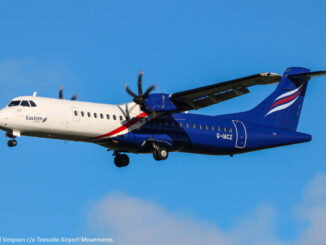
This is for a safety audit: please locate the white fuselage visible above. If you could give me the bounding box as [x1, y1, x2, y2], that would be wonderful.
[0, 96, 145, 142]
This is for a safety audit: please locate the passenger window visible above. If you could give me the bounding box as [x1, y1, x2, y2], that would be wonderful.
[223, 127, 226, 132]
[217, 126, 220, 131]
[113, 115, 116, 120]
[205, 125, 208, 130]
[119, 115, 123, 121]
[100, 113, 103, 119]
[198, 124, 202, 130]
[107, 114, 110, 119]
[94, 113, 97, 118]
[29, 100, 37, 107]
[229, 128, 232, 133]
[20, 100, 30, 107]
[192, 123, 196, 129]
[8, 101, 21, 107]
[179, 122, 182, 128]
[186, 123, 189, 128]
[87, 112, 91, 117]
[74, 111, 78, 116]
[81, 111, 84, 117]
[211, 125, 214, 131]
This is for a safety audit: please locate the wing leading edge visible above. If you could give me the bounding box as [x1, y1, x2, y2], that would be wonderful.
[169, 72, 282, 111]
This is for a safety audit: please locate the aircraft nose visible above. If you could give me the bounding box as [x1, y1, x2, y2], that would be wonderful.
[0, 111, 9, 128]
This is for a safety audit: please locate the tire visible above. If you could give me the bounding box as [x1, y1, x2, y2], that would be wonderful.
[120, 154, 130, 166]
[153, 150, 160, 161]
[8, 140, 17, 147]
[153, 147, 169, 161]
[114, 154, 129, 168]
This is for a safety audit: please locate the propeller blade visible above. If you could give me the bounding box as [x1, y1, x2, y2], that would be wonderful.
[143, 84, 157, 98]
[59, 86, 64, 99]
[117, 105, 128, 120]
[125, 104, 130, 120]
[70, 94, 78, 100]
[138, 70, 143, 96]
[125, 84, 138, 98]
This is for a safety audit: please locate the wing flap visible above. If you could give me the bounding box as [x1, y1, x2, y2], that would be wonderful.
[177, 87, 250, 110]
[170, 72, 281, 111]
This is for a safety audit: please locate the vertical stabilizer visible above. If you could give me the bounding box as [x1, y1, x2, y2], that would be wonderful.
[240, 67, 310, 131]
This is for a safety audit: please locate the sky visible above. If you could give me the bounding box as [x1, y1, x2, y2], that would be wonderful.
[0, 0, 325, 244]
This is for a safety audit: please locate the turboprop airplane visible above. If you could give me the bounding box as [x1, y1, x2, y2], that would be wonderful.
[0, 67, 324, 167]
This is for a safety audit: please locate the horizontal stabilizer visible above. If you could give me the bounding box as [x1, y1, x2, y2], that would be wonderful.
[287, 70, 326, 79]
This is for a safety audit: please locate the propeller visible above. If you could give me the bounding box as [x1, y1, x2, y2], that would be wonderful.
[59, 86, 79, 100]
[125, 71, 156, 110]
[117, 103, 138, 121]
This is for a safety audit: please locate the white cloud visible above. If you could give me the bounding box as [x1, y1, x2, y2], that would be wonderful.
[294, 174, 326, 245]
[88, 174, 326, 245]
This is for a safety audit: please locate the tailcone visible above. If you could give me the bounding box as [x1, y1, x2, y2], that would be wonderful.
[244, 123, 312, 152]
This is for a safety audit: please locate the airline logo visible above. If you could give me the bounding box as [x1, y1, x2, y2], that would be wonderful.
[265, 84, 303, 117]
[26, 115, 48, 123]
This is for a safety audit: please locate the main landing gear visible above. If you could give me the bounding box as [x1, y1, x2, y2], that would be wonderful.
[153, 146, 169, 161]
[112, 145, 169, 168]
[113, 152, 130, 168]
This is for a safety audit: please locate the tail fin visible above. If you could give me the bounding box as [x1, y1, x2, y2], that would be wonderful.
[242, 67, 312, 131]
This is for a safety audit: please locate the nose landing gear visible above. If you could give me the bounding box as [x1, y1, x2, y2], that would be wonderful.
[113, 152, 130, 168]
[6, 131, 19, 148]
[8, 139, 17, 147]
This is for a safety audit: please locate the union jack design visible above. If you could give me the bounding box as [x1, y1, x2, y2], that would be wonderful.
[265, 84, 304, 117]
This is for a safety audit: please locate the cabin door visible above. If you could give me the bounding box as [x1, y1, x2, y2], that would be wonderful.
[232, 120, 247, 149]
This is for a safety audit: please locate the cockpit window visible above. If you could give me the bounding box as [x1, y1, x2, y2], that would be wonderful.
[20, 100, 30, 107]
[29, 100, 37, 107]
[8, 100, 21, 107]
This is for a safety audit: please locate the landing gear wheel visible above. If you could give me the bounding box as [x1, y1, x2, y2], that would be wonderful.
[114, 154, 130, 168]
[153, 147, 169, 161]
[8, 139, 17, 147]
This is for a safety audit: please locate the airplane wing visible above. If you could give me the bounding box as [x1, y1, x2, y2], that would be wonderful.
[169, 72, 282, 111]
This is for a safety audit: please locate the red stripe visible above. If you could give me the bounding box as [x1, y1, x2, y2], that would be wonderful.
[91, 112, 147, 140]
[270, 89, 302, 109]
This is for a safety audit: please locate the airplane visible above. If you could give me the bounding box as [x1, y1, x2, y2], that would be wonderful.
[0, 67, 324, 168]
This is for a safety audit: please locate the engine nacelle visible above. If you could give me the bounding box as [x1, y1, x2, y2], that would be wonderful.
[144, 93, 178, 112]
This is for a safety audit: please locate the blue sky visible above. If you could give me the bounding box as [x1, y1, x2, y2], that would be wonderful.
[0, 0, 326, 244]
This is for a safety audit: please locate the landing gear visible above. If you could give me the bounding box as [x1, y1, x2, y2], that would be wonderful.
[8, 139, 17, 147]
[114, 153, 130, 168]
[6, 131, 19, 148]
[153, 147, 169, 161]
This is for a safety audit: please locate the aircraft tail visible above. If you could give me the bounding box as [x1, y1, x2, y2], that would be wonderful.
[236, 67, 325, 131]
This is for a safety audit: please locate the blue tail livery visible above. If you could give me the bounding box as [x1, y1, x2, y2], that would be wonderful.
[1, 67, 325, 167]
[232, 67, 311, 131]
